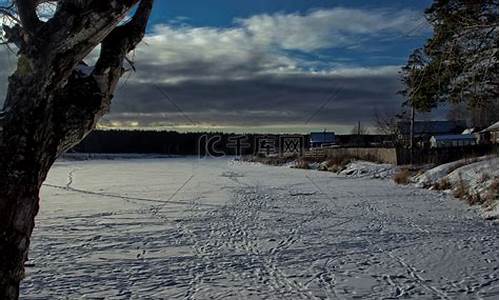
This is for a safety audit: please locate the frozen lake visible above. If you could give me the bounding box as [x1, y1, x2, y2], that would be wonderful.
[21, 157, 498, 299]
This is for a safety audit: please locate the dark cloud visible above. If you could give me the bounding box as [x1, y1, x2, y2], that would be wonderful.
[1, 7, 428, 132]
[109, 68, 404, 130]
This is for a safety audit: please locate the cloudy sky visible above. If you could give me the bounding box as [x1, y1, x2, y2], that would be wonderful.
[1, 0, 434, 133]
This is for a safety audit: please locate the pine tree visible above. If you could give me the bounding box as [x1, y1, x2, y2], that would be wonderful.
[401, 0, 498, 115]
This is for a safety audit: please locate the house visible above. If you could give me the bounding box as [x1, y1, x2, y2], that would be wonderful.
[310, 131, 336, 148]
[478, 121, 499, 144]
[430, 134, 476, 148]
[396, 120, 467, 146]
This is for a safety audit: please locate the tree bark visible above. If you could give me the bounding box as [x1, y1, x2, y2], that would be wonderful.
[0, 1, 153, 298]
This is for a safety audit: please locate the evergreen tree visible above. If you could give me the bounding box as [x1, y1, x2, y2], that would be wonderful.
[401, 0, 498, 115]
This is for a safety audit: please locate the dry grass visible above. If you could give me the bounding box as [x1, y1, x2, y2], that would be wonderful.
[451, 174, 482, 205]
[325, 157, 352, 172]
[450, 174, 498, 207]
[327, 155, 353, 166]
[315, 154, 360, 173]
[243, 154, 296, 166]
[465, 192, 483, 205]
[293, 160, 310, 169]
[485, 177, 499, 206]
[479, 172, 491, 183]
[452, 174, 469, 199]
[393, 168, 411, 185]
[433, 178, 452, 190]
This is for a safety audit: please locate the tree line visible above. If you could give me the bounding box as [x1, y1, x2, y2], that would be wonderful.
[70, 129, 393, 155]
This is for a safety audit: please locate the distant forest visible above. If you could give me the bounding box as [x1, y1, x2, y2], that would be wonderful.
[71, 130, 391, 155]
[72, 130, 305, 156]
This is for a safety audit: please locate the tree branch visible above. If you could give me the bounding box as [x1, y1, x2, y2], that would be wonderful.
[94, 0, 153, 71]
[93, 0, 153, 83]
[2, 24, 24, 49]
[0, 3, 20, 23]
[53, 0, 154, 153]
[15, 0, 40, 34]
[3, 0, 143, 99]
[41, 0, 141, 48]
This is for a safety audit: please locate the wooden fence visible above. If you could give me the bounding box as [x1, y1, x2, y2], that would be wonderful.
[303, 144, 497, 166]
[395, 144, 498, 165]
[304, 147, 397, 164]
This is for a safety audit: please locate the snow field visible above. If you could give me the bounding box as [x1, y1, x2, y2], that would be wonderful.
[21, 157, 498, 299]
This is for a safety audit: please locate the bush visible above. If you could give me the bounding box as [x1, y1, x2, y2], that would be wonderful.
[320, 154, 355, 173]
[465, 192, 483, 205]
[485, 177, 499, 205]
[433, 178, 452, 190]
[479, 172, 491, 183]
[452, 174, 469, 199]
[393, 168, 411, 184]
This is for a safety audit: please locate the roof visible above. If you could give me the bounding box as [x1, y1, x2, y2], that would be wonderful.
[397, 120, 466, 135]
[462, 128, 475, 134]
[481, 121, 499, 133]
[431, 134, 476, 141]
[310, 132, 336, 143]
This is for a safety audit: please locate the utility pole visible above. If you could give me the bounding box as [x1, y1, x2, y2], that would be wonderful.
[357, 121, 361, 147]
[410, 106, 415, 164]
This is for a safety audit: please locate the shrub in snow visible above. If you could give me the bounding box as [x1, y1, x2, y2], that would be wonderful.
[432, 178, 452, 191]
[393, 168, 411, 185]
[453, 174, 470, 200]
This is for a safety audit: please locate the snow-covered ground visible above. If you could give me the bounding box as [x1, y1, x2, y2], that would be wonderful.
[21, 157, 498, 299]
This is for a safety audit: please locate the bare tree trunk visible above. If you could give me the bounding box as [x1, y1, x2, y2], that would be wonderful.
[0, 80, 52, 298]
[0, 185, 41, 299]
[0, 1, 153, 298]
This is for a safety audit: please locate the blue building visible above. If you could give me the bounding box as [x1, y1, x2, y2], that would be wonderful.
[430, 134, 477, 148]
[310, 131, 336, 148]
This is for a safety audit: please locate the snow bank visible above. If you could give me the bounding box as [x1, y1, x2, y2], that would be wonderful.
[447, 158, 498, 215]
[413, 155, 499, 219]
[338, 161, 396, 179]
[413, 155, 496, 187]
[445, 157, 499, 184]
[285, 159, 396, 179]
